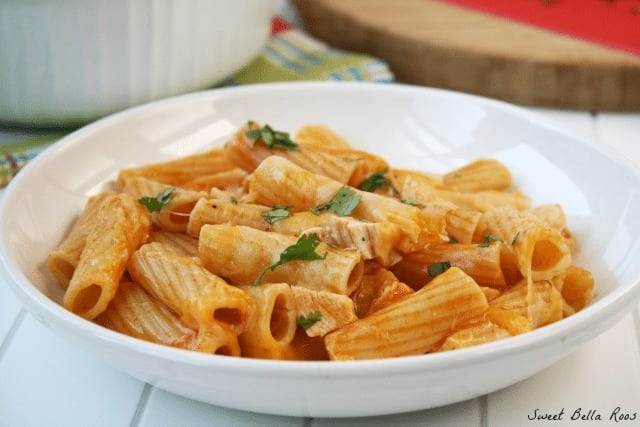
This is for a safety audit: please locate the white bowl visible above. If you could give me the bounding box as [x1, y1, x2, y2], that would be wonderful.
[0, 0, 272, 127]
[2, 82, 640, 418]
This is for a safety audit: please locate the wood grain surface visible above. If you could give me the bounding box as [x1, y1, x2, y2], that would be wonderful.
[293, 0, 640, 111]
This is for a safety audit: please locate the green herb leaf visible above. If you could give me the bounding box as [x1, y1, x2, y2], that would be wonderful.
[400, 199, 425, 208]
[311, 186, 361, 216]
[253, 233, 327, 286]
[358, 168, 399, 194]
[478, 234, 503, 248]
[511, 231, 521, 245]
[448, 237, 459, 244]
[428, 261, 451, 277]
[245, 123, 298, 150]
[261, 205, 294, 224]
[296, 311, 322, 329]
[138, 187, 175, 213]
[230, 195, 238, 204]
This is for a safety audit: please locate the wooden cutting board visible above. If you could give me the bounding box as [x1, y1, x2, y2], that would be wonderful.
[293, 0, 640, 111]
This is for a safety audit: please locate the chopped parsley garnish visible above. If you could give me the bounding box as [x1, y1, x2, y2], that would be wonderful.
[511, 231, 521, 245]
[358, 168, 399, 194]
[400, 199, 425, 208]
[478, 234, 503, 248]
[448, 237, 459, 244]
[138, 187, 175, 213]
[245, 122, 298, 151]
[296, 311, 322, 330]
[261, 205, 294, 224]
[428, 261, 451, 277]
[229, 195, 238, 204]
[253, 233, 327, 286]
[311, 186, 361, 216]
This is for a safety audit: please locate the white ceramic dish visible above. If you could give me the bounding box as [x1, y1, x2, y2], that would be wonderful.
[2, 82, 640, 418]
[0, 0, 272, 127]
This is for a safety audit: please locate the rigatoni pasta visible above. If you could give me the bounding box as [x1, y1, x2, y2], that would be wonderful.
[48, 120, 594, 361]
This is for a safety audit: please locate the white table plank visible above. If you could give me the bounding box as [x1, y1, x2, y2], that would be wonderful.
[136, 387, 305, 427]
[312, 398, 482, 427]
[0, 315, 146, 427]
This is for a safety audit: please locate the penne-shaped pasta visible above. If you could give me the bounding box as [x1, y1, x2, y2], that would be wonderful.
[324, 267, 488, 360]
[290, 286, 358, 338]
[475, 207, 572, 283]
[225, 121, 390, 186]
[394, 167, 530, 212]
[188, 198, 404, 266]
[97, 281, 196, 350]
[127, 243, 254, 339]
[239, 283, 298, 360]
[484, 307, 531, 335]
[295, 124, 353, 149]
[117, 147, 236, 188]
[47, 192, 114, 288]
[531, 204, 576, 250]
[489, 279, 563, 328]
[198, 224, 364, 295]
[391, 242, 507, 289]
[180, 168, 248, 193]
[196, 323, 243, 356]
[444, 208, 483, 244]
[559, 265, 594, 312]
[148, 230, 199, 257]
[442, 159, 512, 192]
[187, 197, 269, 237]
[246, 156, 447, 251]
[120, 176, 208, 233]
[351, 261, 414, 318]
[439, 320, 511, 351]
[63, 193, 151, 319]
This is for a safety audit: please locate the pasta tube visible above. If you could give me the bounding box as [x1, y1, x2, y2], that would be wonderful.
[188, 197, 404, 266]
[127, 243, 254, 339]
[148, 230, 199, 257]
[350, 261, 414, 318]
[63, 193, 151, 319]
[246, 156, 447, 251]
[97, 281, 196, 350]
[239, 283, 298, 360]
[117, 147, 236, 188]
[475, 207, 572, 283]
[120, 176, 208, 233]
[391, 242, 507, 289]
[47, 192, 114, 288]
[489, 279, 563, 328]
[198, 224, 364, 295]
[324, 267, 488, 360]
[439, 320, 511, 351]
[225, 121, 389, 186]
[442, 159, 512, 192]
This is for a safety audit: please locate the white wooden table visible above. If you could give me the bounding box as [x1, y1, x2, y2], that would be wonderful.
[0, 107, 639, 427]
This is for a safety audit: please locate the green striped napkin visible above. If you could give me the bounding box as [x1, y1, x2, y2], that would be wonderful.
[0, 18, 393, 187]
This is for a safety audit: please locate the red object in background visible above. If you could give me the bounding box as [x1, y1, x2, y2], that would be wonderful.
[439, 0, 640, 56]
[271, 16, 294, 34]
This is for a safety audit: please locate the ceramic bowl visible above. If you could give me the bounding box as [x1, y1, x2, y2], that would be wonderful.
[0, 0, 272, 127]
[2, 82, 640, 417]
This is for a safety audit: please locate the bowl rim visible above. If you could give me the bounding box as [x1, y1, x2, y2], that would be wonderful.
[2, 80, 640, 378]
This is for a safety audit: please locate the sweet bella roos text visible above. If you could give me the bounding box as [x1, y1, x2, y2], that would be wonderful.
[528, 407, 637, 422]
